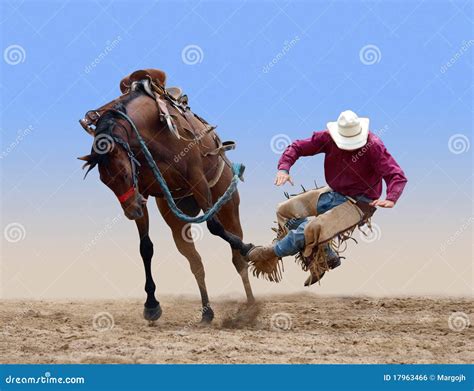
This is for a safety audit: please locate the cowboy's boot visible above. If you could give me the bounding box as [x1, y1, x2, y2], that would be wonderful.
[247, 245, 278, 264]
[246, 245, 283, 282]
[304, 252, 341, 286]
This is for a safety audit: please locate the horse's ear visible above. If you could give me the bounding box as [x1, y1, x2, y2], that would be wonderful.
[77, 155, 94, 168]
[77, 155, 97, 179]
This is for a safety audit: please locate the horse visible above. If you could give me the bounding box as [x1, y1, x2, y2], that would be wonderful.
[78, 78, 255, 323]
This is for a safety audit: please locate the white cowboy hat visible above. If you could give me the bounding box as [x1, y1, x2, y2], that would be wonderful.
[327, 110, 369, 150]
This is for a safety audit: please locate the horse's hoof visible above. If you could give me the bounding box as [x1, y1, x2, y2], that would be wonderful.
[201, 306, 214, 323]
[143, 304, 162, 321]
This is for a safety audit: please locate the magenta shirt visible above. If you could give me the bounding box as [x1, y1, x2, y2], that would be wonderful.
[278, 131, 407, 203]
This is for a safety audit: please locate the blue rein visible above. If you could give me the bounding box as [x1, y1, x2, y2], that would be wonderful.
[111, 109, 244, 224]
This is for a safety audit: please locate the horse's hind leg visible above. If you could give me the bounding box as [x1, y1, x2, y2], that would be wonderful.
[190, 171, 251, 255]
[216, 192, 255, 304]
[135, 205, 161, 321]
[155, 198, 214, 323]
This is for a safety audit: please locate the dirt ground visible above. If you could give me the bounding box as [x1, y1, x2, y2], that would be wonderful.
[1, 295, 472, 364]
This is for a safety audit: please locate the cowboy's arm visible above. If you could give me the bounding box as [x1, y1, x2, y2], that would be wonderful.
[370, 138, 407, 207]
[275, 132, 328, 186]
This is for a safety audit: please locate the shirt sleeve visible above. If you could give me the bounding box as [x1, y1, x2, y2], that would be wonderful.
[370, 136, 408, 203]
[277, 131, 329, 172]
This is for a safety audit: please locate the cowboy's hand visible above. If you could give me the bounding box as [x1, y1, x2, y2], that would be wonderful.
[370, 199, 395, 208]
[274, 170, 294, 186]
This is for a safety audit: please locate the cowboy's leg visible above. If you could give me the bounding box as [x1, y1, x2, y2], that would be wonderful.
[272, 190, 323, 257]
[274, 192, 349, 258]
[276, 188, 328, 231]
[316, 192, 349, 258]
[274, 218, 309, 257]
[318, 193, 374, 257]
[249, 191, 373, 283]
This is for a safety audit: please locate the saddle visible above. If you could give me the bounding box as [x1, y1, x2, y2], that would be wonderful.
[81, 69, 234, 155]
[119, 69, 167, 93]
[120, 69, 185, 102]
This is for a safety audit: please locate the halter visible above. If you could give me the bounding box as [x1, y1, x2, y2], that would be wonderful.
[110, 134, 141, 203]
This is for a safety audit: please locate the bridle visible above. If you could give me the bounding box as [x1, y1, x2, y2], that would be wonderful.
[107, 131, 141, 204]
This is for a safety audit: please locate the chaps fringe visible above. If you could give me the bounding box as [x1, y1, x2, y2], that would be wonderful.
[249, 257, 284, 283]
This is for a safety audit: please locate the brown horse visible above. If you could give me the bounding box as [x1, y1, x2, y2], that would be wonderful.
[79, 81, 254, 323]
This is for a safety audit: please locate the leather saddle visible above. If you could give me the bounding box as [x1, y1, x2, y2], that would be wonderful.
[166, 87, 183, 101]
[120, 69, 206, 140]
[119, 69, 166, 94]
[120, 69, 184, 101]
[81, 69, 235, 155]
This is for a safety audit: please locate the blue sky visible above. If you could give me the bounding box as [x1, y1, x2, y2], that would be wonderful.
[1, 0, 472, 298]
[1, 1, 472, 186]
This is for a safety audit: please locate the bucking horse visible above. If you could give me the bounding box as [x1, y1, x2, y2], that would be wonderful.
[78, 69, 254, 323]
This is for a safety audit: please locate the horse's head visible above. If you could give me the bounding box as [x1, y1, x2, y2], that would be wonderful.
[79, 112, 146, 220]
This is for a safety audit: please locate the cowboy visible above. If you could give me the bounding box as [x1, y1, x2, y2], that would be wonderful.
[248, 110, 407, 285]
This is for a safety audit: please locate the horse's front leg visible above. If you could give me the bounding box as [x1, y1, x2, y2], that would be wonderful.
[135, 204, 161, 321]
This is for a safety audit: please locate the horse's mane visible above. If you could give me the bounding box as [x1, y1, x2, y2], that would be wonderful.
[95, 89, 143, 136]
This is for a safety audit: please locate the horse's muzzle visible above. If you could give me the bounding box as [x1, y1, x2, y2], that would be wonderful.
[124, 206, 144, 220]
[123, 193, 146, 220]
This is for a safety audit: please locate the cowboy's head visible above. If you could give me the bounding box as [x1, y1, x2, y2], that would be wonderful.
[327, 110, 369, 150]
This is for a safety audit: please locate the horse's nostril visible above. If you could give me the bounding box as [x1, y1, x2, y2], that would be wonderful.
[124, 205, 143, 220]
[134, 207, 144, 220]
